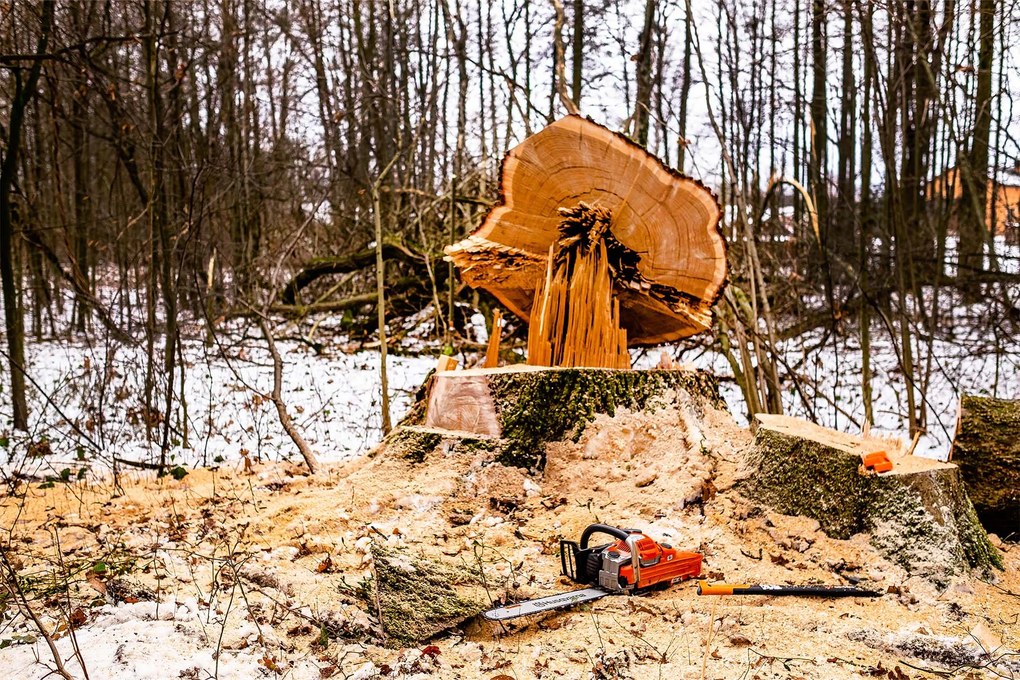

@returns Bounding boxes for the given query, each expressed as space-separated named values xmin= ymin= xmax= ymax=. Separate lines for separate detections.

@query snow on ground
xmin=0 ymin=320 xmax=434 ymax=481
xmin=0 ymin=599 xmax=335 ymax=680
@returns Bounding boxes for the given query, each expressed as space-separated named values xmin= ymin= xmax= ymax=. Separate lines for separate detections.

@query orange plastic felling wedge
xmin=861 ymin=451 xmax=893 ymax=473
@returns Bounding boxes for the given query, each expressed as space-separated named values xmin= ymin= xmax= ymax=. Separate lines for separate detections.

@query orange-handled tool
xmin=697 ymin=580 xmax=881 ymax=597
xmin=696 ymin=581 xmax=749 ymax=595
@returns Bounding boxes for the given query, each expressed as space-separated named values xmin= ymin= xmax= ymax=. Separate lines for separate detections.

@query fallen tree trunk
xmin=745 ymin=414 xmax=1001 ymax=583
xmin=951 ymin=394 xmax=1020 ymax=538
xmin=280 ymin=241 xmax=426 ymax=305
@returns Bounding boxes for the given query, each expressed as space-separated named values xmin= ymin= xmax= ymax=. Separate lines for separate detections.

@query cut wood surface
xmin=951 ymin=394 xmax=1020 ymax=537
xmin=445 ymin=115 xmax=727 ymax=345
xmin=745 ymin=414 xmax=1001 ymax=582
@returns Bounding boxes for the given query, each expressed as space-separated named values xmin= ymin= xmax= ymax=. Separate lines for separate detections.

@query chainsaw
xmin=482 ymin=523 xmax=702 ymax=621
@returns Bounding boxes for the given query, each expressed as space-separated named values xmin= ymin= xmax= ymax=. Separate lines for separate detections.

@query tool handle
xmin=697 ymin=580 xmax=881 ymax=597
xmin=696 ymin=581 xmax=749 ymax=595
xmin=579 ymin=524 xmax=630 ymax=550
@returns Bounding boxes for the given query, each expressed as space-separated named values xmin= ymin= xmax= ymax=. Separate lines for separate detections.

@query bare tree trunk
xmin=0 ymin=0 xmax=55 ymax=431
xmin=633 ymin=0 xmax=657 ymax=147
xmin=551 ymin=0 xmax=580 ymax=114
xmin=809 ymin=0 xmax=829 ymax=258
xmin=676 ymin=0 xmax=692 ymax=172
xmin=258 ymin=318 xmax=321 ymax=474
xmin=958 ymin=0 xmax=995 ymax=296
xmin=571 ymin=0 xmax=583 ymax=107
xmin=372 ymin=179 xmax=392 ymax=435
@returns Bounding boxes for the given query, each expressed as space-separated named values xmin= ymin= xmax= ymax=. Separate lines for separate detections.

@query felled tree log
xmin=359 ymin=543 xmax=484 ymax=648
xmin=745 ymin=414 xmax=1001 ymax=582
xmin=951 ymin=394 xmax=1020 ymax=538
xmin=445 ymin=115 xmax=727 ymax=347
xmin=389 ymin=365 xmax=724 ymax=471
xmin=280 ymin=241 xmax=425 ymax=305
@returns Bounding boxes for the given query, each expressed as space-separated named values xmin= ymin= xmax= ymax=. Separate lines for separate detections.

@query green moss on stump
xmin=359 ymin=543 xmax=483 ymax=647
xmin=486 ymin=368 xmax=723 ymax=470
xmin=951 ymin=394 xmax=1020 ymax=537
xmin=383 ymin=425 xmax=503 ymax=463
xmin=745 ymin=415 xmax=1001 ymax=582
xmin=869 ymin=466 xmax=1003 ymax=580
xmin=747 ymin=426 xmax=870 ymax=539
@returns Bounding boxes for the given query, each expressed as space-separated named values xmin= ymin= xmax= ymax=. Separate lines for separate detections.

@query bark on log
xmin=745 ymin=414 xmax=1001 ymax=583
xmin=280 ymin=242 xmax=424 ymax=305
xmin=389 ymin=365 xmax=724 ymax=471
xmin=362 ymin=542 xmax=483 ymax=648
xmin=951 ymin=394 xmax=1020 ymax=538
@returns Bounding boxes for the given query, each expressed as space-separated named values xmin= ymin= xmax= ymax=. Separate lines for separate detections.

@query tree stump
xmin=745 ymin=414 xmax=1001 ymax=583
xmin=951 ymin=394 xmax=1020 ymax=538
xmin=388 ymin=365 xmax=724 ymax=471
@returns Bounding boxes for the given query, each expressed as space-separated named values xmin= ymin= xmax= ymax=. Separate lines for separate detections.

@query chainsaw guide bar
xmin=482 ymin=587 xmax=608 ymax=621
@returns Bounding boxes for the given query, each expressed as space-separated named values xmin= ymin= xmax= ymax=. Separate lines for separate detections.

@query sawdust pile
xmin=1 ymin=380 xmax=1018 ymax=679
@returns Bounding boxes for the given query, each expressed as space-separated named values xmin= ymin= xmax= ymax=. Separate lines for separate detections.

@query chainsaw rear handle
xmin=579 ymin=524 xmax=631 ymax=550
xmin=562 ymin=524 xmax=633 ymax=585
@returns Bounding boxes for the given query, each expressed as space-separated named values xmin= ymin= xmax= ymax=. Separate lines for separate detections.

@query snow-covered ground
xmin=0 ymin=322 xmax=436 ymax=481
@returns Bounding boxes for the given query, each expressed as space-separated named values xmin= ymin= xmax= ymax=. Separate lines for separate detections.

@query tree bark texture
xmin=0 ymin=0 xmax=55 ymax=431
xmin=951 ymin=394 xmax=1019 ymax=538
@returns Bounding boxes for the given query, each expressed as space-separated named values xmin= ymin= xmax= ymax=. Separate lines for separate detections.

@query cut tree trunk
xmin=389 ymin=365 xmax=724 ymax=471
xmin=951 ymin=394 xmax=1020 ymax=538
xmin=745 ymin=414 xmax=1001 ymax=583
xmin=445 ymin=115 xmax=727 ymax=347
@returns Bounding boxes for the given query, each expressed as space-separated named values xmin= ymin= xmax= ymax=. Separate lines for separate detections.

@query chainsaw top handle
xmin=579 ymin=524 xmax=632 ymax=550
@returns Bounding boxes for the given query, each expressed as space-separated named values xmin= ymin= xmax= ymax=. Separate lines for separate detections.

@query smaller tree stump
xmin=745 ymin=414 xmax=1001 ymax=583
xmin=951 ymin=394 xmax=1020 ymax=538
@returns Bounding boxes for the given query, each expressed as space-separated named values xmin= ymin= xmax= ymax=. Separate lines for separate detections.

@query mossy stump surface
xmin=360 ymin=543 xmax=484 ymax=648
xmin=745 ymin=414 xmax=1001 ymax=583
xmin=951 ymin=394 xmax=1020 ymax=538
xmin=383 ymin=425 xmax=503 ymax=463
xmin=392 ymin=366 xmax=723 ymax=471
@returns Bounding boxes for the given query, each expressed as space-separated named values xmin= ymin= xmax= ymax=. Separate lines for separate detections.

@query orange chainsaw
xmin=482 ymin=523 xmax=702 ymax=621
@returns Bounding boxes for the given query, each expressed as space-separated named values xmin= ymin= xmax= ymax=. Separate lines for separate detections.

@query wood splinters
xmin=527 ymin=208 xmax=629 ymax=370
xmin=484 ymin=309 xmax=504 ymax=368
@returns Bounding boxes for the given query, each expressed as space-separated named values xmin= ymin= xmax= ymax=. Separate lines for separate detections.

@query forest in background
xmin=0 ymin=0 xmax=1018 ymax=468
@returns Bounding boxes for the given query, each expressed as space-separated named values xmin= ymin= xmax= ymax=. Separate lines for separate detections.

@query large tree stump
xmin=745 ymin=414 xmax=1001 ymax=583
xmin=388 ymin=365 xmax=724 ymax=471
xmin=951 ymin=394 xmax=1020 ymax=538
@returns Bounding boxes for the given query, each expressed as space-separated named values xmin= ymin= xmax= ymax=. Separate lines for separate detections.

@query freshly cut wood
xmin=445 ymin=115 xmax=727 ymax=347
xmin=424 ymin=373 xmax=501 ymax=436
xmin=527 ymin=205 xmax=630 ymax=368
xmin=401 ymin=365 xmax=724 ymax=471
xmin=483 ymin=309 xmax=504 ymax=368
xmin=951 ymin=394 xmax=1020 ymax=537
xmin=745 ymin=414 xmax=1001 ymax=582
